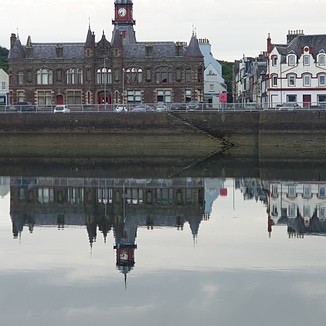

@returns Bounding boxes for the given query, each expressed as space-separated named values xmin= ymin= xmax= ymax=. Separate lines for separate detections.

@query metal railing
xmin=1 ymin=102 xmax=326 ymax=113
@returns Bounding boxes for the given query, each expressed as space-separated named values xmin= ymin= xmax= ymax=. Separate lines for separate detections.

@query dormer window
xmin=318 ymin=53 xmax=325 ymax=66
xmin=288 ymin=55 xmax=296 ymax=66
xmin=271 ymin=55 xmax=277 ymax=66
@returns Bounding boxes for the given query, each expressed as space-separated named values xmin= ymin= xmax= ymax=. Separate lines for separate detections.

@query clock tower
xmin=113 ymin=0 xmax=135 ymax=26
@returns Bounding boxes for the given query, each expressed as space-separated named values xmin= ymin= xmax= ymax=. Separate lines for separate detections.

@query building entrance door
xmin=303 ymin=95 xmax=311 ymax=108
xmin=56 ymin=95 xmax=64 ymax=105
xmin=98 ymin=92 xmax=111 ymax=105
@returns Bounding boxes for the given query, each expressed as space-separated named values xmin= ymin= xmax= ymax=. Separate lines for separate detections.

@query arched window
xmin=125 ymin=68 xmax=143 ymax=83
xmin=318 ymin=53 xmax=326 ymax=66
xmin=36 ymin=69 xmax=53 ymax=85
xmin=66 ymin=68 xmax=83 ymax=84
xmin=156 ymin=66 xmax=172 ymax=83
xmin=96 ymin=68 xmax=112 ymax=84
xmin=287 ymin=55 xmax=296 ymax=66
xmin=17 ymin=71 xmax=24 ymax=85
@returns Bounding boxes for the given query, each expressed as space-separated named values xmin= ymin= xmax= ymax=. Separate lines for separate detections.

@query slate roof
xmin=185 ymin=34 xmax=203 ymax=57
xmin=273 ymin=34 xmax=326 ymax=59
xmin=124 ymin=42 xmax=178 ymax=58
xmin=8 ymin=38 xmax=26 ymax=60
xmin=287 ymin=34 xmax=326 ymax=58
xmin=31 ymin=43 xmax=85 ymax=59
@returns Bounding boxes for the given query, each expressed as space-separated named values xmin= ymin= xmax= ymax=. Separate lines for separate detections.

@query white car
xmin=54 ymin=105 xmax=70 ymax=113
xmin=114 ymin=105 xmax=128 ymax=112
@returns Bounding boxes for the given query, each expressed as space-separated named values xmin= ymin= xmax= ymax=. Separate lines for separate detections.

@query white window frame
xmin=288 ymin=74 xmax=296 ymax=87
xmin=272 ymin=75 xmax=278 ymax=87
xmin=318 ymin=54 xmax=325 ymax=66
xmin=303 ymin=55 xmax=310 ymax=66
xmin=303 ymin=74 xmax=311 ymax=87
xmin=288 ymin=55 xmax=296 ymax=66
xmin=318 ymin=74 xmax=326 ymax=87
xmin=303 ymin=185 xmax=311 ymax=198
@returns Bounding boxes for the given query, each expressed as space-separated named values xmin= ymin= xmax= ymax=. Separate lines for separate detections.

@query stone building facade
xmin=8 ymin=0 xmax=204 ymax=106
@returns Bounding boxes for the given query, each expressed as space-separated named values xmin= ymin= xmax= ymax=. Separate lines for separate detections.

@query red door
xmin=98 ymin=92 xmax=111 ymax=105
xmin=56 ymin=95 xmax=64 ymax=105
xmin=303 ymin=95 xmax=311 ymax=108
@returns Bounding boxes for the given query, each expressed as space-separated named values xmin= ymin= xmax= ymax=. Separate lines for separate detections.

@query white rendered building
xmin=0 ymin=68 xmax=9 ymax=106
xmin=266 ymin=30 xmax=326 ymax=108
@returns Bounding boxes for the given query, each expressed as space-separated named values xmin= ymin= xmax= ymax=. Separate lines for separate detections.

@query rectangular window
xmin=319 ymin=74 xmax=326 ymax=86
xmin=303 ymin=185 xmax=311 ymax=198
xmin=17 ymin=90 xmax=25 ymax=102
xmin=288 ymin=204 xmax=296 ymax=217
xmin=272 ymin=76 xmax=278 ymax=87
xmin=127 ymin=90 xmax=142 ymax=104
xmin=319 ymin=55 xmax=325 ymax=66
xmin=37 ymin=90 xmax=52 ymax=105
xmin=288 ymin=185 xmax=296 ymax=198
xmin=287 ymin=95 xmax=297 ymax=102
xmin=209 ymin=84 xmax=214 ymax=91
xmin=303 ymin=74 xmax=311 ymax=86
xmin=303 ymin=205 xmax=310 ymax=217
xmin=272 ymin=56 xmax=277 ymax=66
xmin=67 ymin=90 xmax=82 ymax=104
xmin=185 ymin=89 xmax=192 ymax=102
xmin=288 ymin=75 xmax=296 ymax=87
xmin=320 ymin=207 xmax=326 ymax=218
xmin=1 ymin=82 xmax=5 ymax=90
xmin=303 ymin=55 xmax=310 ymax=66
xmin=288 ymin=55 xmax=295 ymax=66
xmin=319 ymin=186 xmax=326 ymax=198
xmin=272 ymin=185 xmax=278 ymax=197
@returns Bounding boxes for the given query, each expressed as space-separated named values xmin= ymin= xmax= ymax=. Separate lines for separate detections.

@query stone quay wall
xmin=0 ymin=110 xmax=325 ymax=161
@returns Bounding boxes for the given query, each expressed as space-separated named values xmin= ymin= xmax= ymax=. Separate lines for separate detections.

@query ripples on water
xmin=1 ymin=176 xmax=326 ymax=325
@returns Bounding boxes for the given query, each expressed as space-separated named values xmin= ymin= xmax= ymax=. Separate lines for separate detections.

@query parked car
xmin=186 ymin=101 xmax=207 ymax=111
xmin=277 ymin=102 xmax=301 ymax=110
xmin=156 ymin=104 xmax=167 ymax=112
xmin=131 ymin=104 xmax=154 ymax=112
xmin=15 ymin=102 xmax=36 ymax=112
xmin=54 ymin=105 xmax=70 ymax=113
xmin=114 ymin=105 xmax=128 ymax=112
xmin=318 ymin=103 xmax=326 ymax=110
xmin=169 ymin=103 xmax=187 ymax=111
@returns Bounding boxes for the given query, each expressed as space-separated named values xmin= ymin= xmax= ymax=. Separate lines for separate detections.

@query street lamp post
xmin=104 ymin=58 xmax=108 ymax=109
xmin=122 ymin=67 xmax=125 ymax=105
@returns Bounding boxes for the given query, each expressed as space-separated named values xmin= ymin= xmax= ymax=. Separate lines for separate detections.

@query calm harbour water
xmin=0 ymin=174 xmax=326 ymax=326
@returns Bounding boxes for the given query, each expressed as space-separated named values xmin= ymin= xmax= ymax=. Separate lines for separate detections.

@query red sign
xmin=219 ymin=93 xmax=227 ymax=103
xmin=220 ymin=188 xmax=228 ymax=196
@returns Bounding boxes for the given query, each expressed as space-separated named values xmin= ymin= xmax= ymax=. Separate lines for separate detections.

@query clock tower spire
xmin=113 ymin=0 xmax=135 ymax=26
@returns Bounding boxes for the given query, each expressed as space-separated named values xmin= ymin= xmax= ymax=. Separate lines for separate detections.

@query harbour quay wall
xmin=174 ymin=110 xmax=326 ymax=160
xmin=0 ymin=110 xmax=325 ymax=161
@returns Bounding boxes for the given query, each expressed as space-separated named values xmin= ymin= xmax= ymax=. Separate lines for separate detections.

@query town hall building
xmin=8 ymin=0 xmax=204 ymax=107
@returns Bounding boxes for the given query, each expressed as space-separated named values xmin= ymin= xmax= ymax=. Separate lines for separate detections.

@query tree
xmin=0 ymin=46 xmax=9 ymax=72
xmin=220 ymin=60 xmax=234 ymax=103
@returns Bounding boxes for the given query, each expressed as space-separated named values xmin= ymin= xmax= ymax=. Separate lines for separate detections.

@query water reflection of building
xmin=9 ymin=177 xmax=208 ymax=279
xmin=265 ymin=181 xmax=326 ymax=238
xmin=235 ymin=178 xmax=267 ymax=203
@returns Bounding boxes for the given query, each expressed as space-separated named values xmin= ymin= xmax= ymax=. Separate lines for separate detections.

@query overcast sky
xmin=1 ymin=0 xmax=326 ymax=62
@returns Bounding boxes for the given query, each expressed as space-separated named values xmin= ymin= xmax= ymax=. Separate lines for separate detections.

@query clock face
xmin=119 ymin=250 xmax=128 ymax=260
xmin=118 ymin=7 xmax=127 ymax=17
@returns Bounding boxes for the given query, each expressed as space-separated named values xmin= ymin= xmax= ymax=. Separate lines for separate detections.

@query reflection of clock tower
xmin=113 ymin=215 xmax=138 ymax=287
xmin=112 ymin=0 xmax=135 ymax=26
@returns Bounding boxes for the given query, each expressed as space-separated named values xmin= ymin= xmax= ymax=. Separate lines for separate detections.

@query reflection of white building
xmin=0 ymin=176 xmax=10 ymax=198
xmin=0 ymin=69 xmax=9 ymax=106
xmin=199 ymin=39 xmax=227 ymax=107
xmin=266 ymin=181 xmax=326 ymax=237
xmin=204 ymin=178 xmax=226 ymax=217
